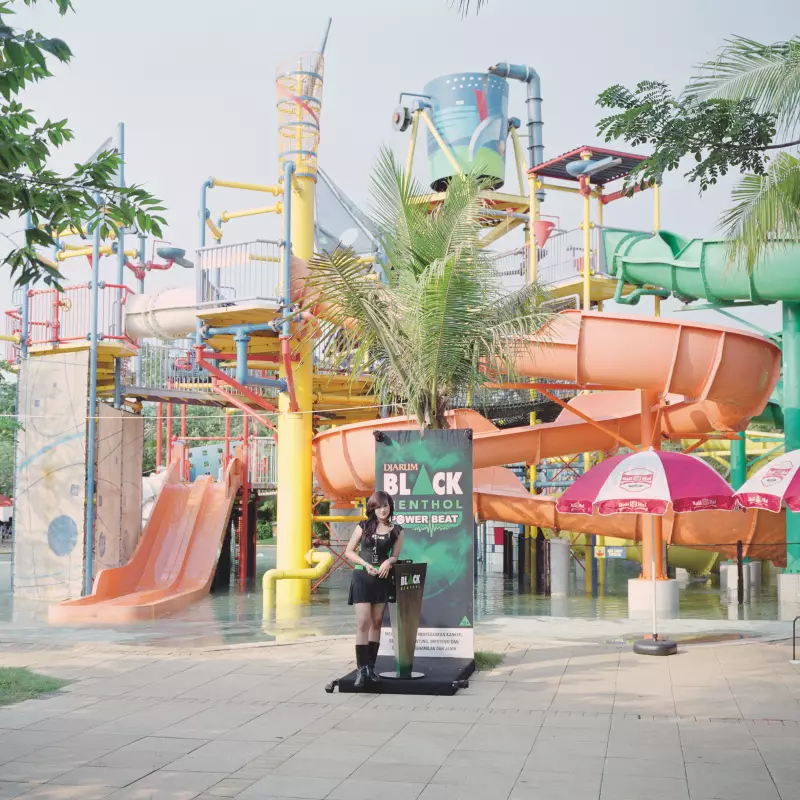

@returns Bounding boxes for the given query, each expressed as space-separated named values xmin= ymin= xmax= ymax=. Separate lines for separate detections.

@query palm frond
xmin=718 ymin=152 xmax=800 ymax=271
xmin=450 ymin=0 xmax=488 ymax=17
xmin=688 ymin=36 xmax=800 ymax=137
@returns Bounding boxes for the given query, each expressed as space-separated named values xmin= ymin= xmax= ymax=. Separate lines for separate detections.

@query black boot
xmin=365 ymin=640 xmax=382 ymax=683
xmin=353 ymin=644 xmax=368 ymax=689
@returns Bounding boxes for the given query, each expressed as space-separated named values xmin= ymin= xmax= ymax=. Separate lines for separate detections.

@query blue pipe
xmin=20 ymin=213 xmax=31 ymax=360
xmin=247 ymin=375 xmax=288 ymax=391
xmin=282 ymin=161 xmax=295 ymax=337
xmin=85 ymin=193 xmax=102 ymax=596
xmin=113 ymin=121 xmax=125 ymax=409
xmin=206 ymin=322 xmax=279 ymax=337
xmin=135 ymin=233 xmax=146 ymax=382
xmin=197 ymin=177 xmax=213 ymax=344
xmin=232 ymin=331 xmax=287 ymax=392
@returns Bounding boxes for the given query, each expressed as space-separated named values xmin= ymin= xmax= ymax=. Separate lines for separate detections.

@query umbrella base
xmin=633 ymin=637 xmax=677 ymax=657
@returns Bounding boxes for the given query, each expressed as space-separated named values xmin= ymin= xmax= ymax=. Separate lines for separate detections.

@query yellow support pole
xmin=211 ymin=179 xmax=282 ymax=195
xmin=596 ymin=188 xmax=604 ymax=227
xmin=535 ymin=180 xmax=583 ymax=195
xmin=420 ymin=110 xmax=463 ymax=177
xmin=404 ymin=111 xmax=420 ymax=188
xmin=528 ymin=175 xmax=538 ymax=283
xmin=510 ymin=127 xmax=528 ymax=196
xmin=276 ymin=173 xmax=315 ymax=618
xmin=220 ymin=203 xmax=281 ymax=223
xmin=582 ymin=193 xmax=591 ymax=312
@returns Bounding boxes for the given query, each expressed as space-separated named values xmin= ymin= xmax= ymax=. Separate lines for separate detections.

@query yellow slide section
xmin=50 ymin=457 xmax=244 ymax=623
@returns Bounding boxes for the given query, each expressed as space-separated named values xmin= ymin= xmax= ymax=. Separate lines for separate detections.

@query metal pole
xmin=84 ymin=193 xmax=103 ymax=595
xmin=651 ymin=515 xmax=658 ymax=639
xmin=737 ymin=539 xmax=744 ymax=604
xmin=136 ymin=233 xmax=146 ymax=383
xmin=113 ymin=122 xmax=125 ymax=409
xmin=784 ymin=302 xmax=800 ymax=572
xmin=156 ymin=402 xmax=163 ymax=469
xmin=730 ymin=435 xmax=747 ymax=490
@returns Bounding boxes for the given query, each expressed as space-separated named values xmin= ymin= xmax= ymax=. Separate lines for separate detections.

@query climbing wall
xmin=95 ymin=405 xmax=144 ymax=573
xmin=13 ymin=351 xmax=89 ymax=600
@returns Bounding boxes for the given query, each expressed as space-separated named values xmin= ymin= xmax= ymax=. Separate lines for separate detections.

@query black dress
xmin=348 ymin=525 xmax=401 ymax=605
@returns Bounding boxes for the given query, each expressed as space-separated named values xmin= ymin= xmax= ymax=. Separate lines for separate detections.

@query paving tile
xmin=236 ymin=774 xmax=341 ymax=799
xmin=350 ymin=761 xmax=439 ymax=784
xmin=603 ymin=756 xmax=686 ymax=780
xmin=49 ymin=765 xmax=159 ymax=787
xmin=104 ymin=769 xmax=229 ymax=799
xmin=270 ymin=756 xmax=363 ymax=780
xmin=511 ymin=769 xmax=602 ymax=800
xmin=328 ymin=779 xmax=425 ymax=800
xmin=168 ymin=740 xmax=275 ymax=773
xmin=599 ymin=773 xmax=689 ymax=800
xmin=16 ymin=786 xmax=115 ymax=799
xmin=418 ymin=784 xmax=511 ymax=800
xmin=687 ymin=773 xmax=780 ymax=800
xmin=0 ymin=761 xmax=72 ymax=785
xmin=120 ymin=737 xmax=208 ymax=755
xmin=457 ymin=724 xmax=538 ymax=754
xmin=0 ymin=783 xmax=35 ymax=800
xmin=520 ymin=753 xmax=605 ymax=776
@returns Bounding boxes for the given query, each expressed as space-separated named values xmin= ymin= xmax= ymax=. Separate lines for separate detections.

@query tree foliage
xmin=596 ymin=80 xmax=776 ymax=191
xmin=306 ymin=149 xmax=553 ymax=430
xmin=0 ymin=0 xmax=166 ymax=287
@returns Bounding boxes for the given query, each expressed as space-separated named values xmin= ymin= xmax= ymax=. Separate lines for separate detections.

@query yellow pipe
xmin=205 ymin=217 xmax=223 ymax=242
xmin=276 ymin=172 xmax=315 ymax=617
xmin=263 ymin=550 xmax=333 ymax=616
xmin=248 ymin=254 xmax=282 ymax=264
xmin=313 ymin=515 xmax=367 ymax=523
xmin=535 ymin=180 xmax=582 ymax=195
xmin=420 ymin=110 xmax=463 ymax=176
xmin=404 ymin=110 xmax=420 ymax=188
xmin=314 ymin=394 xmax=377 ymax=407
xmin=220 ymin=203 xmax=281 ymax=223
xmin=582 ymin=199 xmax=591 ymax=312
xmin=57 ymin=246 xmax=136 ymax=260
xmin=212 ymin=178 xmax=282 ymax=195
xmin=0 ymin=333 xmax=20 ymax=343
xmin=653 ymin=183 xmax=662 ymax=317
xmin=357 ymin=255 xmax=377 ymax=265
xmin=510 ymin=127 xmax=528 ymax=196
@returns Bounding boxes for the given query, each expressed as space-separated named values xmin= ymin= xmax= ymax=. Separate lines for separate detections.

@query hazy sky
xmin=2 ymin=0 xmax=798 ymax=334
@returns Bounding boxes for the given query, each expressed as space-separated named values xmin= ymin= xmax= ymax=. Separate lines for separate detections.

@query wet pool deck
xmin=1 ymin=630 xmax=800 ymax=799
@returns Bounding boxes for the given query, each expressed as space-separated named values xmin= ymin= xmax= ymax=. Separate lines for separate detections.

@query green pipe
xmin=784 ymin=303 xmax=800 ymax=573
xmin=730 ymin=434 xmax=747 ymax=489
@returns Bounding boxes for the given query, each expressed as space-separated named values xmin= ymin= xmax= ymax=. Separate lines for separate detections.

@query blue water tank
xmin=423 ymin=72 xmax=509 ymax=191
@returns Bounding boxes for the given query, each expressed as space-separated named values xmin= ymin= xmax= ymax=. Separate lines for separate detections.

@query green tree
xmin=451 ymin=0 xmax=487 ymax=14
xmin=0 ymin=366 xmax=17 ymax=496
xmin=595 ymin=36 xmax=800 ymax=271
xmin=1 ymin=0 xmax=166 ymax=286
xmin=306 ymin=149 xmax=552 ymax=430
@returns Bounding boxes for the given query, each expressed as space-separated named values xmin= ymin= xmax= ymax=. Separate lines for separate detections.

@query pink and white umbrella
xmin=734 ymin=450 xmax=800 ymax=512
xmin=556 ymin=448 xmax=736 ymax=517
xmin=556 ymin=448 xmax=735 ymax=654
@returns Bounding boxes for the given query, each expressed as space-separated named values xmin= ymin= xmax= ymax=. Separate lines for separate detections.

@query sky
xmin=2 ymin=0 xmax=798 ymax=334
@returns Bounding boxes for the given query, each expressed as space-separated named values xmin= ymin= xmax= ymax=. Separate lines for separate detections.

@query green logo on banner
xmin=459 ymin=616 xmax=472 ymax=627
xmin=412 ymin=466 xmax=434 ymax=496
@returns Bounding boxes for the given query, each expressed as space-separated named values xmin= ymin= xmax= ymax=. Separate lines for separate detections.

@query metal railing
xmin=26 ymin=283 xmax=137 ymax=349
xmin=250 ymin=436 xmax=278 ymax=489
xmin=197 ymin=239 xmax=283 ymax=306
xmin=125 ymin=340 xmax=280 ymax=405
xmin=535 ymin=227 xmax=604 ymax=288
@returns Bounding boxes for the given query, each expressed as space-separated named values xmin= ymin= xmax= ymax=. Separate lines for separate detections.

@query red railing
xmin=25 ymin=284 xmax=137 ymax=349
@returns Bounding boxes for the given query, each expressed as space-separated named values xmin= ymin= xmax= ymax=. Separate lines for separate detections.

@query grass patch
xmin=474 ymin=651 xmax=504 ymax=671
xmin=0 ymin=668 xmax=68 ymax=706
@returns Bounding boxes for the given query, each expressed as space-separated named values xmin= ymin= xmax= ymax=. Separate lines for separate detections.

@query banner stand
xmin=326 ymin=429 xmax=475 ymax=697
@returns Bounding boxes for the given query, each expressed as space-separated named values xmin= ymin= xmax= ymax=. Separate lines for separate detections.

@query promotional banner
xmin=377 ymin=429 xmax=474 ymax=659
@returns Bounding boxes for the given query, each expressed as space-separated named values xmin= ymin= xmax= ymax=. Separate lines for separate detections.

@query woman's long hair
xmin=362 ymin=490 xmax=394 ymax=545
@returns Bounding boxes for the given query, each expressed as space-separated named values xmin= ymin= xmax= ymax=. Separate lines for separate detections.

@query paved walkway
xmin=0 ymin=634 xmax=799 ymax=799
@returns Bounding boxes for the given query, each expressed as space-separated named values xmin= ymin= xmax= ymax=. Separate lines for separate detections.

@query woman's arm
xmin=345 ymin=526 xmax=378 ymax=575
xmin=377 ymin=530 xmax=404 ymax=578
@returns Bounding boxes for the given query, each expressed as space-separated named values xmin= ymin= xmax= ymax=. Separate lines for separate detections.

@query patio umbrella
xmin=734 ymin=449 xmax=800 ymax=512
xmin=556 ymin=448 xmax=735 ymax=655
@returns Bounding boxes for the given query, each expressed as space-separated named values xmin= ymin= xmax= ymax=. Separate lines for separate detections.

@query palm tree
xmin=305 ymin=149 xmax=551 ymax=430
xmin=452 ymin=0 xmax=487 ymax=16
xmin=687 ymin=36 xmax=800 ymax=269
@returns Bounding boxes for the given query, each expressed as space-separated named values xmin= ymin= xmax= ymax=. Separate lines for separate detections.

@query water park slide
xmin=313 ymin=309 xmax=786 ymax=561
xmin=49 ymin=456 xmax=244 ymax=623
xmin=600 ymin=228 xmax=800 ymax=305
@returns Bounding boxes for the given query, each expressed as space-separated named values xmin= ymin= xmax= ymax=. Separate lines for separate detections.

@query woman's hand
xmin=378 ymin=560 xmax=392 ymax=579
xmin=366 ymin=565 xmax=379 ymax=577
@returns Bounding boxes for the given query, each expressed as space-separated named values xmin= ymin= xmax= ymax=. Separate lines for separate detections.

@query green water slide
xmin=600 ymin=228 xmax=800 ymax=305
xmin=601 ymin=227 xmax=800 ymax=571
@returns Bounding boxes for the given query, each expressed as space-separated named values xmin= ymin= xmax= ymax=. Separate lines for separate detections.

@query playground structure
xmin=5 ymin=28 xmax=800 ymax=623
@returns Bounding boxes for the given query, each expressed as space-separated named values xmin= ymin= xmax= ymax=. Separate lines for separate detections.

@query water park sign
xmin=377 ymin=429 xmax=474 ymax=659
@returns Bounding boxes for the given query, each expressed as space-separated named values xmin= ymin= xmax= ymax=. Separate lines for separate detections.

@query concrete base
xmin=778 ymin=573 xmax=800 ymax=621
xmin=628 ymin=578 xmax=679 ymax=620
xmin=633 ymin=637 xmax=678 ymax=656
xmin=549 ymin=538 xmax=570 ymax=598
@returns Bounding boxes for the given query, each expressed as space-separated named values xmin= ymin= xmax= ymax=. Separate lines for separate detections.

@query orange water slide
xmin=49 ymin=456 xmax=244 ymax=623
xmin=313 ymin=310 xmax=786 ymax=560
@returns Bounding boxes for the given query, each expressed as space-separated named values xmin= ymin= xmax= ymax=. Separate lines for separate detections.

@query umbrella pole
xmin=634 ymin=513 xmax=676 ymax=656
xmin=651 ymin=514 xmax=658 ymax=639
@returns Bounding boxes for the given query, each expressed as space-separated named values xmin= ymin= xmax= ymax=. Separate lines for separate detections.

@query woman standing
xmin=345 ymin=490 xmax=404 ymax=687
